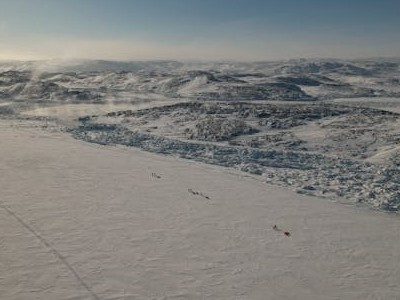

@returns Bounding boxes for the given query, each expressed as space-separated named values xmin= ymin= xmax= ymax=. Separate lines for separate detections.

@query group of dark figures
xmin=273 ymin=225 xmax=291 ymax=237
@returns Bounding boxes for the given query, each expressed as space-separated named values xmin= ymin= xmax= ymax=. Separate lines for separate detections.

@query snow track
xmin=0 ymin=202 xmax=100 ymax=300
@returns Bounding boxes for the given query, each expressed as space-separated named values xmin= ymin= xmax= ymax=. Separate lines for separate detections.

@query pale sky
xmin=1 ymin=0 xmax=399 ymax=61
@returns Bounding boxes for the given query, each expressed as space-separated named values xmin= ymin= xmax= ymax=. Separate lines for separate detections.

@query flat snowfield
xmin=1 ymin=121 xmax=399 ymax=300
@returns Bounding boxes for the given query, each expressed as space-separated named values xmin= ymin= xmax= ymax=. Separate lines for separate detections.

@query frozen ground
xmin=1 ymin=120 xmax=400 ymax=300
xmin=1 ymin=58 xmax=400 ymax=299
xmin=20 ymin=100 xmax=186 ymax=119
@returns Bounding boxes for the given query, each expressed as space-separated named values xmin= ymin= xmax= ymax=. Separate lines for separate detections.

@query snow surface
xmin=1 ymin=58 xmax=400 ymax=299
xmin=21 ymin=100 xmax=185 ymax=119
xmin=1 ymin=120 xmax=400 ymax=300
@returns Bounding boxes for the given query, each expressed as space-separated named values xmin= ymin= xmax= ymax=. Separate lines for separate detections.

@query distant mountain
xmin=0 ymin=58 xmax=399 ymax=102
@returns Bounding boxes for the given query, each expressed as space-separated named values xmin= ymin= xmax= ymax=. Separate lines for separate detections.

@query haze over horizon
xmin=1 ymin=0 xmax=399 ymax=61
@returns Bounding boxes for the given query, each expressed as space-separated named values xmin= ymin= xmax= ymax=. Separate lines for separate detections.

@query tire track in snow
xmin=0 ymin=202 xmax=100 ymax=300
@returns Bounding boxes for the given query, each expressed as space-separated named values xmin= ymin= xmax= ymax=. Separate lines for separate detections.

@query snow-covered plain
xmin=1 ymin=58 xmax=400 ymax=299
xmin=1 ymin=120 xmax=400 ymax=300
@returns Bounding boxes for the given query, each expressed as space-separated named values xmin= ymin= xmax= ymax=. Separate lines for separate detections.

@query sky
xmin=0 ymin=0 xmax=399 ymax=61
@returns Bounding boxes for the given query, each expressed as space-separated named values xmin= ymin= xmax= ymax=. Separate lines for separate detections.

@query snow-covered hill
xmin=1 ymin=58 xmax=399 ymax=102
